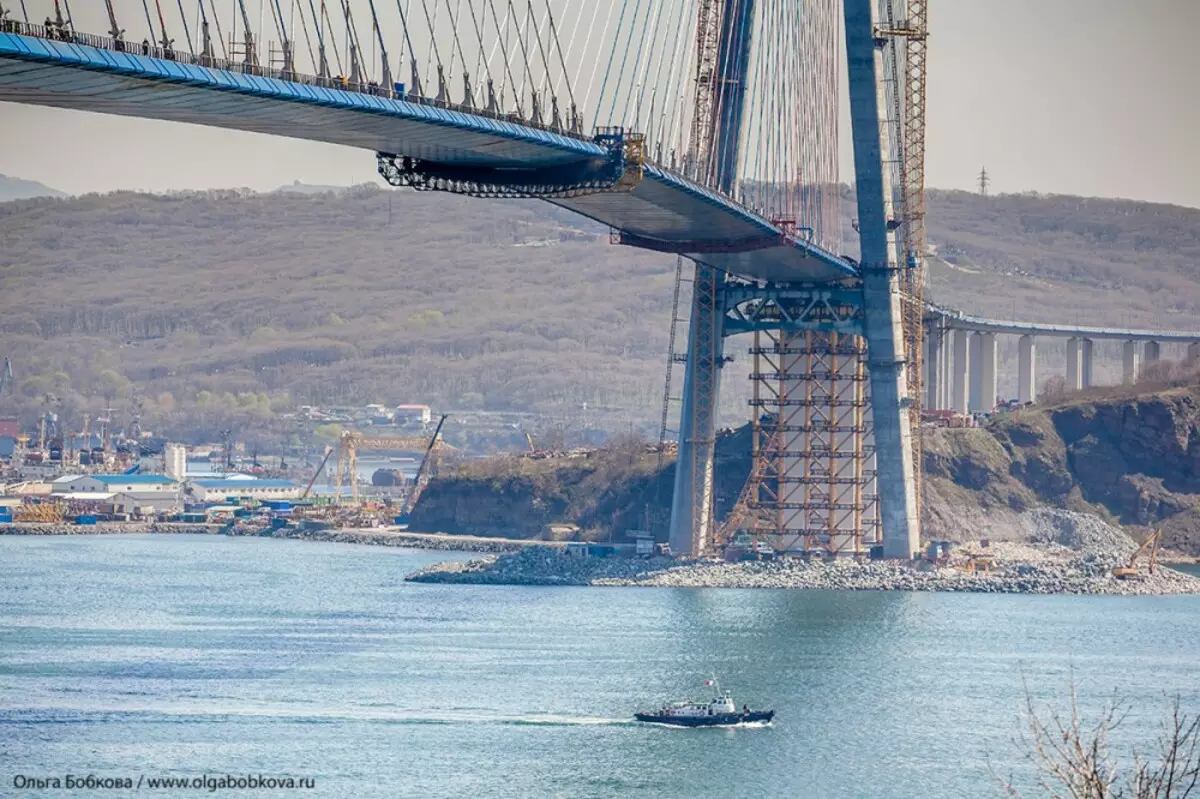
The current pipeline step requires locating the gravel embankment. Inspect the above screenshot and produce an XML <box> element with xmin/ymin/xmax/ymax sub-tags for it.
<box><xmin>406</xmin><ymin>510</ymin><xmax>1200</xmax><ymax>596</ymax></box>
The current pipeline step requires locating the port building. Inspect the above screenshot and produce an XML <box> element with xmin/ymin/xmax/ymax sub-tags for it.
<box><xmin>186</xmin><ymin>477</ymin><xmax>300</xmax><ymax>502</ymax></box>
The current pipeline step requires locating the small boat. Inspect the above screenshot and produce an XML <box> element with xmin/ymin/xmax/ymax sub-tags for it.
<box><xmin>635</xmin><ymin>678</ymin><xmax>774</xmax><ymax>727</ymax></box>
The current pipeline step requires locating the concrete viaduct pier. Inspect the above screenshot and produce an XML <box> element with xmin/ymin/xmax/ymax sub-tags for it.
<box><xmin>923</xmin><ymin>306</ymin><xmax>1200</xmax><ymax>413</ymax></box>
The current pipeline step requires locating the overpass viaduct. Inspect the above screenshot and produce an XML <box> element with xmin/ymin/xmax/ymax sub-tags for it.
<box><xmin>924</xmin><ymin>305</ymin><xmax>1200</xmax><ymax>415</ymax></box>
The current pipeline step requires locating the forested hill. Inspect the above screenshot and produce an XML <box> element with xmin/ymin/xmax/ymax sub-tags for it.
<box><xmin>0</xmin><ymin>183</ymin><xmax>1196</xmax><ymax>445</ymax></box>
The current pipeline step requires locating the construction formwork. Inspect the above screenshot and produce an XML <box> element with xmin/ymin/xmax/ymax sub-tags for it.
<box><xmin>745</xmin><ymin>329</ymin><xmax>880</xmax><ymax>556</ymax></box>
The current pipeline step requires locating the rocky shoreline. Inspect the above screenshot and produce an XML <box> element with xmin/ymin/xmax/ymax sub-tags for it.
<box><xmin>6</xmin><ymin>510</ymin><xmax>1199</xmax><ymax>595</ymax></box>
<box><xmin>0</xmin><ymin>522</ymin><xmax>553</xmax><ymax>554</ymax></box>
<box><xmin>406</xmin><ymin>549</ymin><xmax>1200</xmax><ymax>595</ymax></box>
<box><xmin>406</xmin><ymin>510</ymin><xmax>1200</xmax><ymax>596</ymax></box>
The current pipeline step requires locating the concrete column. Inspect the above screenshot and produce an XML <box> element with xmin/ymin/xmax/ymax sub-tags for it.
<box><xmin>1144</xmin><ymin>340</ymin><xmax>1161</xmax><ymax>364</ymax></box>
<box><xmin>968</xmin><ymin>333</ymin><xmax>983</xmax><ymax>411</ymax></box>
<box><xmin>845</xmin><ymin>0</ymin><xmax>919</xmax><ymax>559</ymax></box>
<box><xmin>668</xmin><ymin>268</ymin><xmax>725</xmax><ymax>556</ymax></box>
<box><xmin>952</xmin><ymin>329</ymin><xmax>970</xmax><ymax>414</ymax></box>
<box><xmin>940</xmin><ymin>333</ymin><xmax>952</xmax><ymax>410</ymax></box>
<box><xmin>980</xmin><ymin>332</ymin><xmax>998</xmax><ymax>411</ymax></box>
<box><xmin>925</xmin><ymin>328</ymin><xmax>943</xmax><ymax>410</ymax></box>
<box><xmin>1082</xmin><ymin>339</ymin><xmax>1095</xmax><ymax>388</ymax></box>
<box><xmin>1122</xmin><ymin>340</ymin><xmax>1140</xmax><ymax>384</ymax></box>
<box><xmin>1189</xmin><ymin>342</ymin><xmax>1200</xmax><ymax>362</ymax></box>
<box><xmin>1065</xmin><ymin>337</ymin><xmax>1083</xmax><ymax>391</ymax></box>
<box><xmin>1017</xmin><ymin>335</ymin><xmax>1036</xmax><ymax>404</ymax></box>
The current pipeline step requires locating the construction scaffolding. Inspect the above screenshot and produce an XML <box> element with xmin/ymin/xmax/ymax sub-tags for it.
<box><xmin>742</xmin><ymin>329</ymin><xmax>880</xmax><ymax>556</ymax></box>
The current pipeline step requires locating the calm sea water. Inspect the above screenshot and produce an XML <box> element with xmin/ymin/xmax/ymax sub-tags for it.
<box><xmin>2</xmin><ymin>535</ymin><xmax>1198</xmax><ymax>798</ymax></box>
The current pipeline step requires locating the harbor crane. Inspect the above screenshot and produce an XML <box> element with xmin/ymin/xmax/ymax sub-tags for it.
<box><xmin>400</xmin><ymin>414</ymin><xmax>449</xmax><ymax>517</ymax></box>
<box><xmin>302</xmin><ymin>445</ymin><xmax>335</xmax><ymax>499</ymax></box>
<box><xmin>333</xmin><ymin>416</ymin><xmax>453</xmax><ymax>503</ymax></box>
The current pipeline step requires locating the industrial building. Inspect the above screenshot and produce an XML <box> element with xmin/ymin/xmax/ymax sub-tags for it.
<box><xmin>52</xmin><ymin>474</ymin><xmax>179</xmax><ymax>494</ymax></box>
<box><xmin>186</xmin><ymin>477</ymin><xmax>300</xmax><ymax>502</ymax></box>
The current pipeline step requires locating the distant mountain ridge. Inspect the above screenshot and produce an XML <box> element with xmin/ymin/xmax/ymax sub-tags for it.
<box><xmin>0</xmin><ymin>183</ymin><xmax>1196</xmax><ymax>446</ymax></box>
<box><xmin>0</xmin><ymin>174</ymin><xmax>65</xmax><ymax>201</ymax></box>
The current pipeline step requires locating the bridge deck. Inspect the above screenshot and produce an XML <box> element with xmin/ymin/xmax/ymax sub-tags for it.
<box><xmin>929</xmin><ymin>307</ymin><xmax>1200</xmax><ymax>343</ymax></box>
<box><xmin>0</xmin><ymin>30</ymin><xmax>854</xmax><ymax>284</ymax></box>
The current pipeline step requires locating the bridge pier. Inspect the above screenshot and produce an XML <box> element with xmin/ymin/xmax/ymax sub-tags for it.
<box><xmin>952</xmin><ymin>329</ymin><xmax>970</xmax><ymax>414</ymax></box>
<box><xmin>1190</xmin><ymin>343</ymin><xmax>1200</xmax><ymax>362</ymax></box>
<box><xmin>1122</xmin><ymin>340</ymin><xmax>1140</xmax><ymax>384</ymax></box>
<box><xmin>967</xmin><ymin>333</ymin><xmax>983</xmax><ymax>411</ymax></box>
<box><xmin>1065</xmin><ymin>337</ymin><xmax>1083</xmax><ymax>391</ymax></box>
<box><xmin>940</xmin><ymin>329</ymin><xmax>952</xmax><ymax>410</ymax></box>
<box><xmin>1144</xmin><ymin>340</ymin><xmax>1161</xmax><ymax>366</ymax></box>
<box><xmin>844</xmin><ymin>0</ymin><xmax>919</xmax><ymax>559</ymax></box>
<box><xmin>1082</xmin><ymin>338</ymin><xmax>1095</xmax><ymax>387</ymax></box>
<box><xmin>980</xmin><ymin>332</ymin><xmax>998</xmax><ymax>411</ymax></box>
<box><xmin>925</xmin><ymin>325</ymin><xmax>944</xmax><ymax>410</ymax></box>
<box><xmin>668</xmin><ymin>266</ymin><xmax>725</xmax><ymax>556</ymax></box>
<box><xmin>1017</xmin><ymin>334</ymin><xmax>1036</xmax><ymax>404</ymax></box>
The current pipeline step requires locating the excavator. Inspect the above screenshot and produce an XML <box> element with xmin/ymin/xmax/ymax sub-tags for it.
<box><xmin>1112</xmin><ymin>529</ymin><xmax>1161</xmax><ymax>580</ymax></box>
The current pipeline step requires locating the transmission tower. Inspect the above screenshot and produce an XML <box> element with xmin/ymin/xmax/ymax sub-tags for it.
<box><xmin>978</xmin><ymin>166</ymin><xmax>989</xmax><ymax>196</ymax></box>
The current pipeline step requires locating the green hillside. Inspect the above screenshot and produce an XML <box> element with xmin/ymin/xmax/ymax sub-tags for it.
<box><xmin>0</xmin><ymin>182</ymin><xmax>1196</xmax><ymax>447</ymax></box>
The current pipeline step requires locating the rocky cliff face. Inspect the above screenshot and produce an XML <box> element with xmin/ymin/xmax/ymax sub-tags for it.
<box><xmin>924</xmin><ymin>386</ymin><xmax>1200</xmax><ymax>554</ymax></box>
<box><xmin>411</xmin><ymin>387</ymin><xmax>1200</xmax><ymax>556</ymax></box>
<box><xmin>407</xmin><ymin>445</ymin><xmax>674</xmax><ymax>540</ymax></box>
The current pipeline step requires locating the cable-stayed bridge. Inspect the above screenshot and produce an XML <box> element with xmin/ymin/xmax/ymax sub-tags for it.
<box><xmin>0</xmin><ymin>0</ymin><xmax>925</xmax><ymax>559</ymax></box>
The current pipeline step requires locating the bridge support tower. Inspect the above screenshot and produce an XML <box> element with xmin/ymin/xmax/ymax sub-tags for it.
<box><xmin>842</xmin><ymin>0</ymin><xmax>919</xmax><ymax>558</ymax></box>
<box><xmin>668</xmin><ymin>0</ymin><xmax>757</xmax><ymax>556</ymax></box>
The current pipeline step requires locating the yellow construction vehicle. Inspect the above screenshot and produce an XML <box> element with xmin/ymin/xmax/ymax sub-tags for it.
<box><xmin>1112</xmin><ymin>530</ymin><xmax>1160</xmax><ymax>580</ymax></box>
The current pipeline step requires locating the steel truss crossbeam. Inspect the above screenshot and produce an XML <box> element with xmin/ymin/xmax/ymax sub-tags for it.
<box><xmin>722</xmin><ymin>284</ymin><xmax>865</xmax><ymax>336</ymax></box>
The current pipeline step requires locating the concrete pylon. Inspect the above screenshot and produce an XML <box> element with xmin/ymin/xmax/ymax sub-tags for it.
<box><xmin>1065</xmin><ymin>337</ymin><xmax>1083</xmax><ymax>391</ymax></box>
<box><xmin>845</xmin><ymin>0</ymin><xmax>919</xmax><ymax>559</ymax></box>
<box><xmin>1122</xmin><ymin>340</ymin><xmax>1140</xmax><ymax>384</ymax></box>
<box><xmin>968</xmin><ymin>333</ymin><xmax>983</xmax><ymax>411</ymax></box>
<box><xmin>1082</xmin><ymin>339</ymin><xmax>1095</xmax><ymax>388</ymax></box>
<box><xmin>940</xmin><ymin>333</ymin><xmax>952</xmax><ymax>410</ymax></box>
<box><xmin>1143</xmin><ymin>340</ymin><xmax>1161</xmax><ymax>365</ymax></box>
<box><xmin>952</xmin><ymin>329</ymin><xmax>970</xmax><ymax>414</ymax></box>
<box><xmin>925</xmin><ymin>327</ymin><xmax>943</xmax><ymax>410</ymax></box>
<box><xmin>1017</xmin><ymin>335</ymin><xmax>1036</xmax><ymax>404</ymax></box>
<box><xmin>980</xmin><ymin>332</ymin><xmax>998</xmax><ymax>411</ymax></box>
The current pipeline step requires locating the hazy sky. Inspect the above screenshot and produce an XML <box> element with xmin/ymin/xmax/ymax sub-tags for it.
<box><xmin>0</xmin><ymin>0</ymin><xmax>1197</xmax><ymax>207</ymax></box>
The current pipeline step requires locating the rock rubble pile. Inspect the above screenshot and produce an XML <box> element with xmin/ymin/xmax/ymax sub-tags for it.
<box><xmin>407</xmin><ymin>510</ymin><xmax>1200</xmax><ymax>596</ymax></box>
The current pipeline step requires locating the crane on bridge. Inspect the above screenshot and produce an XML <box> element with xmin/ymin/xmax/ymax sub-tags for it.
<box><xmin>333</xmin><ymin>417</ymin><xmax>453</xmax><ymax>503</ymax></box>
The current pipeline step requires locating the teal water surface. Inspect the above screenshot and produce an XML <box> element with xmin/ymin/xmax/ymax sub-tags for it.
<box><xmin>1</xmin><ymin>534</ymin><xmax>1198</xmax><ymax>797</ymax></box>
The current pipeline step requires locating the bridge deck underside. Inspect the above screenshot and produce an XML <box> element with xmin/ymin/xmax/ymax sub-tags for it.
<box><xmin>0</xmin><ymin>32</ymin><xmax>853</xmax><ymax>284</ymax></box>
